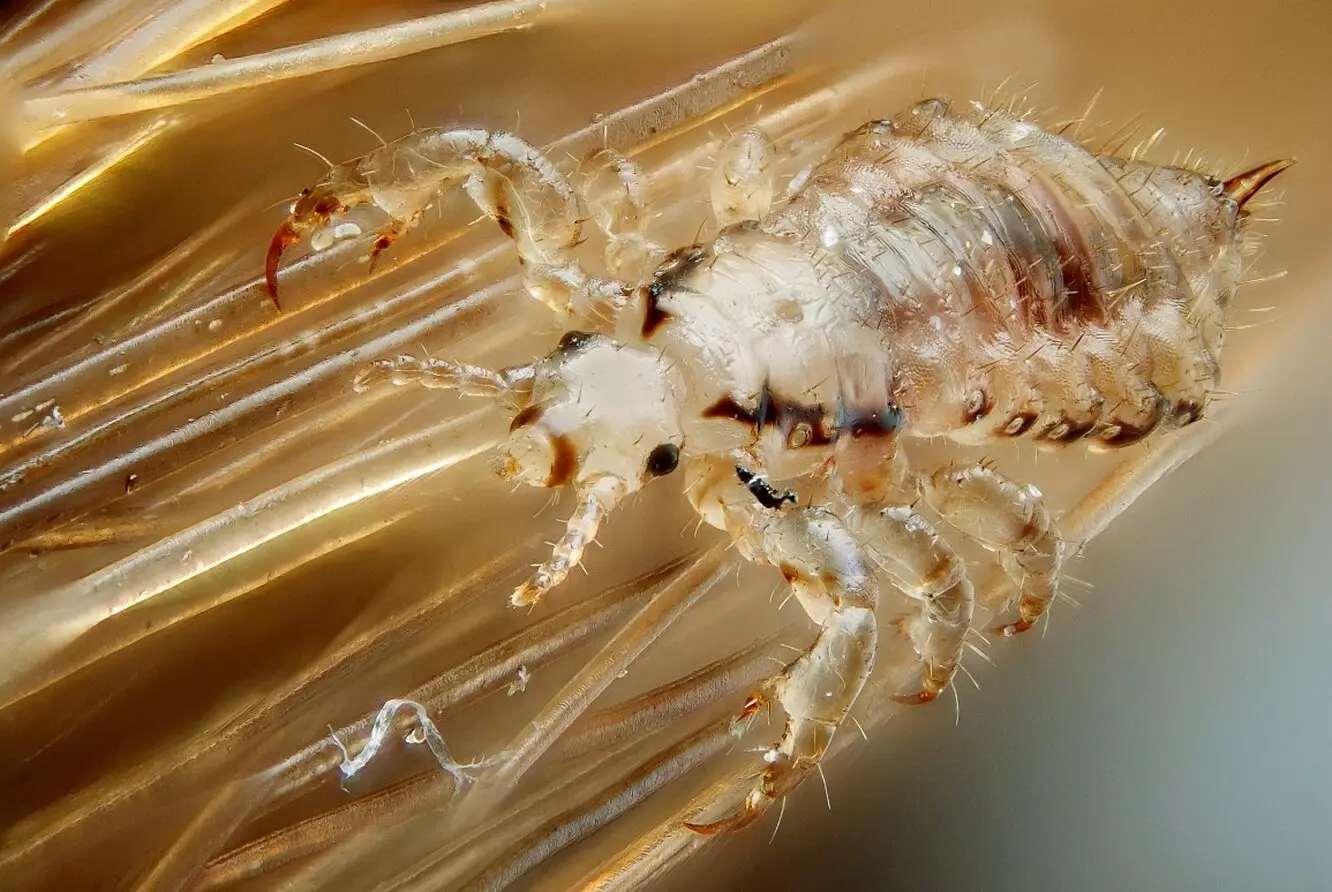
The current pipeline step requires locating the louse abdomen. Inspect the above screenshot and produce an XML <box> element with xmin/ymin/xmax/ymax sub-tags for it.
<box><xmin>737</xmin><ymin>98</ymin><xmax>1281</xmax><ymax>450</ymax></box>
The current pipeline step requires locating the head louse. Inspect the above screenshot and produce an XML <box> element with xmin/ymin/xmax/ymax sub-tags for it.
<box><xmin>274</xmin><ymin>95</ymin><xmax>1291</xmax><ymax>836</ymax></box>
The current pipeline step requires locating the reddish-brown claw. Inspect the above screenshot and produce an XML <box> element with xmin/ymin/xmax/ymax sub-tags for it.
<box><xmin>737</xmin><ymin>690</ymin><xmax>766</xmax><ymax>720</ymax></box>
<box><xmin>264</xmin><ymin>220</ymin><xmax>299</xmax><ymax>310</ymax></box>
<box><xmin>367</xmin><ymin>228</ymin><xmax>400</xmax><ymax>275</ymax></box>
<box><xmin>993</xmin><ymin>618</ymin><xmax>1034</xmax><ymax>637</ymax></box>
<box><xmin>682</xmin><ymin>800</ymin><xmax>768</xmax><ymax>835</ymax></box>
<box><xmin>892</xmin><ymin>690</ymin><xmax>938</xmax><ymax>706</ymax></box>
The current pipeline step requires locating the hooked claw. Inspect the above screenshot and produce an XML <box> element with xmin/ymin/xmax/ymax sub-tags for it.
<box><xmin>265</xmin><ymin>220</ymin><xmax>300</xmax><ymax>310</ymax></box>
<box><xmin>992</xmin><ymin>618</ymin><xmax>1034</xmax><ymax>637</ymax></box>
<box><xmin>892</xmin><ymin>689</ymin><xmax>938</xmax><ymax>706</ymax></box>
<box><xmin>682</xmin><ymin>791</ymin><xmax>770</xmax><ymax>835</ymax></box>
<box><xmin>367</xmin><ymin>226</ymin><xmax>402</xmax><ymax>276</ymax></box>
<box><xmin>1223</xmin><ymin>159</ymin><xmax>1295</xmax><ymax>210</ymax></box>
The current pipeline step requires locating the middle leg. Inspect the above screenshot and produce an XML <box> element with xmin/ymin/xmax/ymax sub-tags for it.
<box><xmin>922</xmin><ymin>462</ymin><xmax>1064</xmax><ymax>636</ymax></box>
<box><xmin>844</xmin><ymin>504</ymin><xmax>975</xmax><ymax>704</ymax></box>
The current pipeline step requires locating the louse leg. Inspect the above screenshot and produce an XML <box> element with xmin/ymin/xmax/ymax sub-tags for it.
<box><xmin>710</xmin><ymin>127</ymin><xmax>776</xmax><ymax>227</ymax></box>
<box><xmin>684</xmin><ymin>473</ymin><xmax>877</xmax><ymax>833</ymax></box>
<box><xmin>922</xmin><ymin>463</ymin><xmax>1063</xmax><ymax>637</ymax></box>
<box><xmin>574</xmin><ymin>148</ymin><xmax>665</xmax><ymax>280</ymax></box>
<box><xmin>844</xmin><ymin>504</ymin><xmax>975</xmax><ymax>704</ymax></box>
<box><xmin>266</xmin><ymin>129</ymin><xmax>631</xmax><ymax>323</ymax></box>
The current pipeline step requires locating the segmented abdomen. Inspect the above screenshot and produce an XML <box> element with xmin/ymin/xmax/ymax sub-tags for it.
<box><xmin>765</xmin><ymin>98</ymin><xmax>1247</xmax><ymax>448</ymax></box>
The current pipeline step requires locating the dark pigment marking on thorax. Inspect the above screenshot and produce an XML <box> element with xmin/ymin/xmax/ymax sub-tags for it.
<box><xmin>755</xmin><ymin>385</ymin><xmax>834</xmax><ymax>448</ymax></box>
<box><xmin>555</xmin><ymin>329</ymin><xmax>598</xmax><ymax>355</ymax></box>
<box><xmin>702</xmin><ymin>396</ymin><xmax>757</xmax><ymax>426</ymax></box>
<box><xmin>835</xmin><ymin>402</ymin><xmax>905</xmax><ymax>439</ymax></box>
<box><xmin>641</xmin><ymin>243</ymin><xmax>711</xmax><ymax>338</ymax></box>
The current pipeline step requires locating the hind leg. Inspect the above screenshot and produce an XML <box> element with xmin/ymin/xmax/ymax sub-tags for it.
<box><xmin>921</xmin><ymin>463</ymin><xmax>1063</xmax><ymax>636</ymax></box>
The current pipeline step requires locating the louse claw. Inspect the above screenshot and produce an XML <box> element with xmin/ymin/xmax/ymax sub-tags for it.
<box><xmin>892</xmin><ymin>690</ymin><xmax>938</xmax><ymax>706</ymax></box>
<box><xmin>994</xmin><ymin>618</ymin><xmax>1034</xmax><ymax>637</ymax></box>
<box><xmin>367</xmin><ymin>225</ymin><xmax>402</xmax><ymax>275</ymax></box>
<box><xmin>264</xmin><ymin>220</ymin><xmax>300</xmax><ymax>309</ymax></box>
<box><xmin>682</xmin><ymin>794</ymin><xmax>770</xmax><ymax>835</ymax></box>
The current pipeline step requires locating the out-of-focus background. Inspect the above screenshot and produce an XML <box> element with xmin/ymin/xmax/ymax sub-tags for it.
<box><xmin>1</xmin><ymin>1</ymin><xmax>1329</xmax><ymax>890</ymax></box>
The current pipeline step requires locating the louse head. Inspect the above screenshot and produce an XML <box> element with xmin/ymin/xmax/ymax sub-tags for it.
<box><xmin>495</xmin><ymin>330</ymin><xmax>689</xmax><ymax>607</ymax></box>
<box><xmin>500</xmin><ymin>331</ymin><xmax>687</xmax><ymax>495</ymax></box>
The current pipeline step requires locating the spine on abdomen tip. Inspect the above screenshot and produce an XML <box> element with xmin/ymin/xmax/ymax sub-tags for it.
<box><xmin>771</xmin><ymin>98</ymin><xmax>1249</xmax><ymax>449</ymax></box>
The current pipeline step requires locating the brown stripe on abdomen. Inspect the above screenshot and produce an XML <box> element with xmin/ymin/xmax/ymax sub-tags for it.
<box><xmin>1013</xmin><ymin>174</ymin><xmax>1104</xmax><ymax>331</ymax></box>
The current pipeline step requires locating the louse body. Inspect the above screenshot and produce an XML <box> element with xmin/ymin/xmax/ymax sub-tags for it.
<box><xmin>267</xmin><ymin>97</ymin><xmax>1289</xmax><ymax>832</ymax></box>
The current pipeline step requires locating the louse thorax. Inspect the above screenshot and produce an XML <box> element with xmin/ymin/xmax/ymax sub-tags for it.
<box><xmin>499</xmin><ymin>332</ymin><xmax>687</xmax><ymax>493</ymax></box>
<box><xmin>619</xmin><ymin>224</ymin><xmax>914</xmax><ymax>492</ymax></box>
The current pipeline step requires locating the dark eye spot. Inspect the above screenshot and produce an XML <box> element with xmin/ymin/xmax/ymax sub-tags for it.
<box><xmin>645</xmin><ymin>443</ymin><xmax>680</xmax><ymax>476</ymax></box>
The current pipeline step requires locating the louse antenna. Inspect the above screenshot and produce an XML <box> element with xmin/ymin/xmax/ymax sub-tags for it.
<box><xmin>263</xmin><ymin>192</ymin><xmax>303</xmax><ymax>213</ymax></box>
<box><xmin>349</xmin><ymin>116</ymin><xmax>389</xmax><ymax>147</ymax></box>
<box><xmin>292</xmin><ymin>142</ymin><xmax>336</xmax><ymax>169</ymax></box>
<box><xmin>350</xmin><ymin>355</ymin><xmax>531</xmax><ymax>403</ymax></box>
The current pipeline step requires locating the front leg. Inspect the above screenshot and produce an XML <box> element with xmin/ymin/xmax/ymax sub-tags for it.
<box><xmin>267</xmin><ymin>129</ymin><xmax>632</xmax><ymax>324</ymax></box>
<box><xmin>683</xmin><ymin>466</ymin><xmax>877</xmax><ymax>833</ymax></box>
<box><xmin>923</xmin><ymin>463</ymin><xmax>1064</xmax><ymax>636</ymax></box>
<box><xmin>845</xmin><ymin>504</ymin><xmax>975</xmax><ymax>704</ymax></box>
